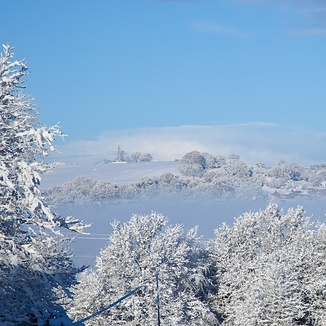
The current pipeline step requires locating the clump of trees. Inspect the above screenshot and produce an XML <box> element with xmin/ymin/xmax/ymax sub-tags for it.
<box><xmin>67</xmin><ymin>205</ymin><xmax>325</xmax><ymax>325</ymax></box>
<box><xmin>111</xmin><ymin>145</ymin><xmax>153</xmax><ymax>163</ymax></box>
<box><xmin>0</xmin><ymin>45</ymin><xmax>87</xmax><ymax>324</ymax></box>
<box><xmin>44</xmin><ymin>173</ymin><xmax>190</xmax><ymax>205</ymax></box>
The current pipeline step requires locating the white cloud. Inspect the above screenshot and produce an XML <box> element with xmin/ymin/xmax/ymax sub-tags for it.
<box><xmin>56</xmin><ymin>123</ymin><xmax>326</xmax><ymax>166</ymax></box>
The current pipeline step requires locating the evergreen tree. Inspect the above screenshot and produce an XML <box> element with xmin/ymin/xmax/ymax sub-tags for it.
<box><xmin>0</xmin><ymin>44</ymin><xmax>87</xmax><ymax>324</ymax></box>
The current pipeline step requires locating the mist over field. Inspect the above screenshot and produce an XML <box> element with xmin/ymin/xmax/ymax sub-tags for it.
<box><xmin>43</xmin><ymin>160</ymin><xmax>326</xmax><ymax>267</ymax></box>
<box><xmin>56</xmin><ymin>199</ymin><xmax>268</xmax><ymax>267</ymax></box>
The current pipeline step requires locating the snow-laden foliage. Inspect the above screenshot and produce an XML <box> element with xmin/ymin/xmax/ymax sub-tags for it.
<box><xmin>209</xmin><ymin>204</ymin><xmax>326</xmax><ymax>325</ymax></box>
<box><xmin>68</xmin><ymin>212</ymin><xmax>219</xmax><ymax>325</ymax></box>
<box><xmin>0</xmin><ymin>44</ymin><xmax>87</xmax><ymax>324</ymax></box>
<box><xmin>44</xmin><ymin>173</ymin><xmax>190</xmax><ymax>205</ymax></box>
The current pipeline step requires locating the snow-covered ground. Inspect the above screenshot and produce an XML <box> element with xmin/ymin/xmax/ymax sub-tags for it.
<box><xmin>41</xmin><ymin>161</ymin><xmax>326</xmax><ymax>267</ymax></box>
<box><xmin>41</xmin><ymin>161</ymin><xmax>180</xmax><ymax>188</ymax></box>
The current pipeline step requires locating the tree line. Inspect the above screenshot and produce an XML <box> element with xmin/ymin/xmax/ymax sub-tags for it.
<box><xmin>44</xmin><ymin>151</ymin><xmax>326</xmax><ymax>205</ymax></box>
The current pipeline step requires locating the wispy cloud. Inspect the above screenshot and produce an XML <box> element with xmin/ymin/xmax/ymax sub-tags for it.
<box><xmin>234</xmin><ymin>0</ymin><xmax>326</xmax><ymax>37</ymax></box>
<box><xmin>159</xmin><ymin>0</ymin><xmax>326</xmax><ymax>37</ymax></box>
<box><xmin>57</xmin><ymin>124</ymin><xmax>326</xmax><ymax>166</ymax></box>
<box><xmin>289</xmin><ymin>27</ymin><xmax>326</xmax><ymax>37</ymax></box>
<box><xmin>191</xmin><ymin>21</ymin><xmax>250</xmax><ymax>38</ymax></box>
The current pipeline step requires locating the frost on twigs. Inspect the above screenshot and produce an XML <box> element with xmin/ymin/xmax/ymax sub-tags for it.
<box><xmin>55</xmin><ymin>214</ymin><xmax>91</xmax><ymax>234</ymax></box>
<box><xmin>0</xmin><ymin>44</ymin><xmax>86</xmax><ymax>324</ymax></box>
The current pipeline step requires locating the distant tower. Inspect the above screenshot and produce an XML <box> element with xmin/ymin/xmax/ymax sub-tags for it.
<box><xmin>117</xmin><ymin>144</ymin><xmax>121</xmax><ymax>162</ymax></box>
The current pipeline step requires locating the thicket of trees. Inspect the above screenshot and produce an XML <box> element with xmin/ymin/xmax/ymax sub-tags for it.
<box><xmin>0</xmin><ymin>45</ymin><xmax>87</xmax><ymax>325</ymax></box>
<box><xmin>44</xmin><ymin>151</ymin><xmax>326</xmax><ymax>205</ymax></box>
<box><xmin>67</xmin><ymin>205</ymin><xmax>325</xmax><ymax>325</ymax></box>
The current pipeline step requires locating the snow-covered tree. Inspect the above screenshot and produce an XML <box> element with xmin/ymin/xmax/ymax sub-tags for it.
<box><xmin>307</xmin><ymin>166</ymin><xmax>326</xmax><ymax>186</ymax></box>
<box><xmin>130</xmin><ymin>152</ymin><xmax>153</xmax><ymax>162</ymax></box>
<box><xmin>299</xmin><ymin>221</ymin><xmax>326</xmax><ymax>325</ymax></box>
<box><xmin>268</xmin><ymin>161</ymin><xmax>306</xmax><ymax>185</ymax></box>
<box><xmin>0</xmin><ymin>44</ymin><xmax>87</xmax><ymax>324</ymax></box>
<box><xmin>209</xmin><ymin>204</ymin><xmax>326</xmax><ymax>325</ymax></box>
<box><xmin>224</xmin><ymin>155</ymin><xmax>252</xmax><ymax>180</ymax></box>
<box><xmin>69</xmin><ymin>212</ymin><xmax>219</xmax><ymax>325</ymax></box>
<box><xmin>251</xmin><ymin>162</ymin><xmax>270</xmax><ymax>186</ymax></box>
<box><xmin>201</xmin><ymin>152</ymin><xmax>217</xmax><ymax>170</ymax></box>
<box><xmin>215</xmin><ymin>155</ymin><xmax>227</xmax><ymax>168</ymax></box>
<box><xmin>179</xmin><ymin>151</ymin><xmax>206</xmax><ymax>177</ymax></box>
<box><xmin>114</xmin><ymin>145</ymin><xmax>129</xmax><ymax>162</ymax></box>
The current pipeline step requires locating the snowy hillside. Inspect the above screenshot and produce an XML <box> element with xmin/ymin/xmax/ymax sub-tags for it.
<box><xmin>41</xmin><ymin>160</ymin><xmax>180</xmax><ymax>188</ymax></box>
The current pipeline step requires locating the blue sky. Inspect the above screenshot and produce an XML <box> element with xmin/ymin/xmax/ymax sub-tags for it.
<box><xmin>1</xmin><ymin>0</ymin><xmax>326</xmax><ymax>164</ymax></box>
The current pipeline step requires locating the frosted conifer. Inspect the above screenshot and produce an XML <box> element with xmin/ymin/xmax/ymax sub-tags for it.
<box><xmin>0</xmin><ymin>45</ymin><xmax>87</xmax><ymax>325</ymax></box>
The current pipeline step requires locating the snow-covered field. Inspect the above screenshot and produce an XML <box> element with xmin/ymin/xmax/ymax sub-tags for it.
<box><xmin>41</xmin><ymin>160</ymin><xmax>180</xmax><ymax>188</ymax></box>
<box><xmin>41</xmin><ymin>161</ymin><xmax>326</xmax><ymax>267</ymax></box>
